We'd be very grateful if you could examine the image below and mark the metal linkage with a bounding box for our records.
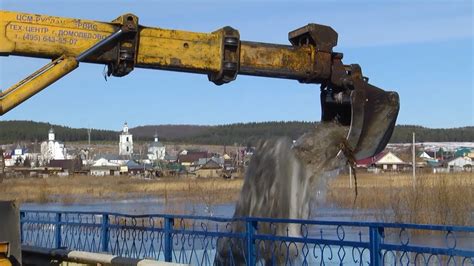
[208,26,240,85]
[20,210,474,266]
[76,29,124,62]
[0,27,129,116]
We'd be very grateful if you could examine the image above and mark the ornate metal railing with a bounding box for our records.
[20,210,474,265]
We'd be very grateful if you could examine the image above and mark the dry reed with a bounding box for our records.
[0,175,243,206]
[327,172,473,226]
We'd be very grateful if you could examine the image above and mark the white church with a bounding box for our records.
[40,128,66,163]
[119,122,133,156]
[147,133,166,161]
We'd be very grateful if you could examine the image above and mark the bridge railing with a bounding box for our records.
[20,210,474,265]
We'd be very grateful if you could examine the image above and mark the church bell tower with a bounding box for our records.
[119,122,133,156]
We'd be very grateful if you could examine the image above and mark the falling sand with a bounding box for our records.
[215,122,350,265]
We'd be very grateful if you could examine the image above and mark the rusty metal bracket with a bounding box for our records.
[209,26,240,85]
[107,14,139,77]
[289,23,338,83]
[289,23,337,52]
[329,53,350,90]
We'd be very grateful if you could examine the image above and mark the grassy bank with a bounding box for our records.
[327,172,473,226]
[0,175,243,205]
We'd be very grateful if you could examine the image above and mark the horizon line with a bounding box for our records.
[1,119,473,132]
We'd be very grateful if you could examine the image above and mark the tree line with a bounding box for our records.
[0,120,472,145]
[0,120,116,144]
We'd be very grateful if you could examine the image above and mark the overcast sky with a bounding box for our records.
[0,0,472,130]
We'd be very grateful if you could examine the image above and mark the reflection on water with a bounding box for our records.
[22,196,381,222]
[22,197,234,217]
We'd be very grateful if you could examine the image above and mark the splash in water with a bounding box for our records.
[215,122,349,265]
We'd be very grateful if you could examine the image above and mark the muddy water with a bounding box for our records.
[215,122,349,264]
[233,122,348,221]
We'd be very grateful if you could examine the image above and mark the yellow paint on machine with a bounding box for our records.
[0,10,223,73]
[0,56,78,115]
[0,242,12,266]
[0,10,114,57]
[0,10,313,76]
[137,27,222,72]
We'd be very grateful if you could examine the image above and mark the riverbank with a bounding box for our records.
[2,172,472,225]
[0,175,243,206]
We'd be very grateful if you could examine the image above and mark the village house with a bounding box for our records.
[90,165,120,176]
[454,147,472,158]
[90,158,120,176]
[193,159,222,178]
[49,159,83,176]
[164,154,178,163]
[119,160,139,174]
[120,160,153,175]
[447,156,472,172]
[178,151,209,168]
[469,150,474,160]
[3,144,41,168]
[373,152,408,171]
[4,145,27,167]
[93,154,129,166]
[131,153,150,165]
[222,153,235,171]
[418,151,434,160]
[10,166,63,178]
[356,152,386,169]
[197,156,224,166]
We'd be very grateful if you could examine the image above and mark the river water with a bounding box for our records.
[21,197,373,221]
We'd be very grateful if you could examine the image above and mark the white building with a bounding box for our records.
[447,157,472,172]
[90,158,120,176]
[5,145,28,166]
[375,151,407,171]
[419,151,433,160]
[40,128,66,164]
[147,134,166,161]
[119,122,133,156]
[92,158,120,168]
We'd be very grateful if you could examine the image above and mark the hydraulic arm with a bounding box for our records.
[0,10,399,160]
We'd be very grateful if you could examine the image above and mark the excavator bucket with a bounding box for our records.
[321,79,399,160]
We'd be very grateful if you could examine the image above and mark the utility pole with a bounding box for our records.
[412,132,416,189]
[87,128,92,147]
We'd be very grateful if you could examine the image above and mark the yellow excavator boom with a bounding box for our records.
[0,10,399,160]
[0,10,318,80]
